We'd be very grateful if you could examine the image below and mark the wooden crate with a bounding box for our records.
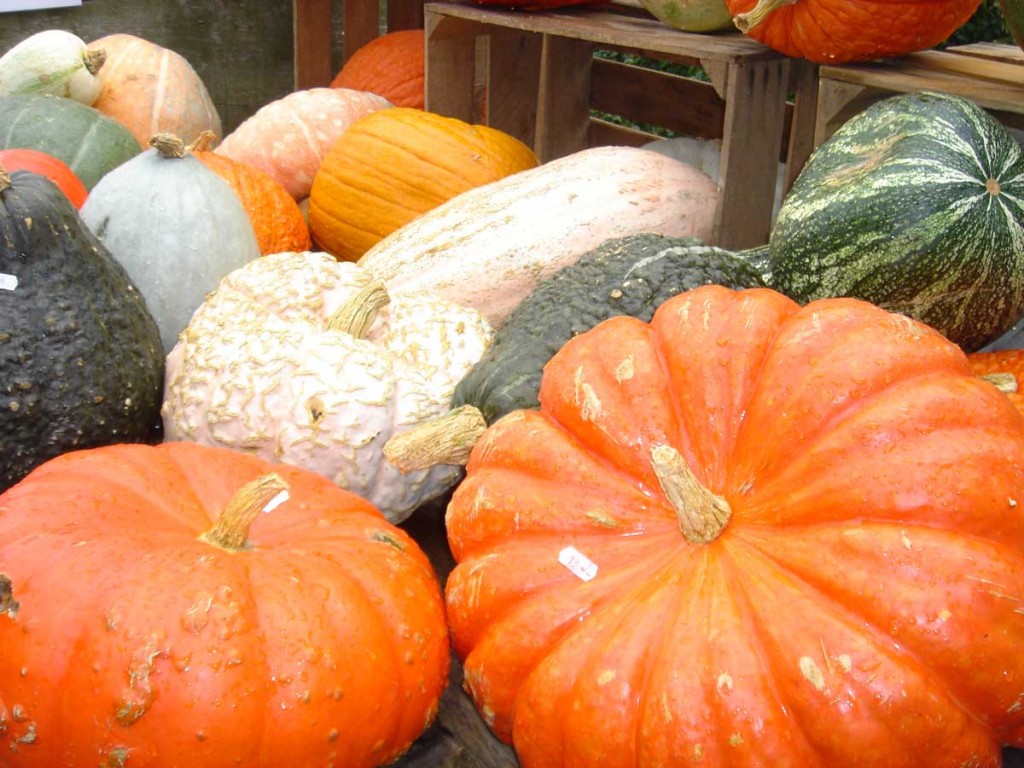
[423,0,819,249]
[815,42,1024,146]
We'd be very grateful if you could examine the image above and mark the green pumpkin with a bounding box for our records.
[0,93,141,189]
[0,165,164,490]
[767,91,1024,353]
[452,233,766,424]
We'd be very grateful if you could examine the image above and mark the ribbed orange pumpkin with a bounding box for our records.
[308,107,539,262]
[215,88,392,201]
[89,33,222,147]
[331,29,425,109]
[190,132,311,255]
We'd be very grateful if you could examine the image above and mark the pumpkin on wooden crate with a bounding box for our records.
[309,107,539,262]
[445,283,1024,766]
[764,91,1024,352]
[0,441,450,767]
[358,145,718,329]
[162,251,493,524]
[0,93,141,189]
[0,29,106,104]
[216,87,392,200]
[81,133,260,353]
[0,162,163,492]
[0,148,88,207]
[727,0,982,62]
[331,29,425,109]
[189,131,311,255]
[88,33,222,147]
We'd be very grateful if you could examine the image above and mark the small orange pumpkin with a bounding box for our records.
[308,107,538,262]
[331,29,425,109]
[190,132,311,255]
[89,33,221,147]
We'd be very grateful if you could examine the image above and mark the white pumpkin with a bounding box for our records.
[0,29,105,104]
[80,134,260,352]
[162,251,494,523]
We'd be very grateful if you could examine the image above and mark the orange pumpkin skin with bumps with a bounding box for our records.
[0,442,449,768]
[308,107,538,262]
[190,133,311,255]
[446,285,1024,767]
[331,29,425,109]
[969,348,1024,414]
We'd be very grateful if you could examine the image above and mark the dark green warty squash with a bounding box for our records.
[452,233,766,424]
[0,164,164,491]
[768,91,1024,353]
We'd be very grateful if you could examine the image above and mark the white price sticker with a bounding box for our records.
[263,489,290,513]
[558,546,598,582]
[0,274,17,291]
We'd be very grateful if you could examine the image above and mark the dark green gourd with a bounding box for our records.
[0,165,164,491]
[452,233,766,424]
[767,91,1024,353]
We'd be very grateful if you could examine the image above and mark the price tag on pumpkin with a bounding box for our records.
[0,274,17,291]
[559,546,598,582]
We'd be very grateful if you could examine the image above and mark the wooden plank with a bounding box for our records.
[715,58,789,249]
[588,117,660,148]
[783,58,819,191]
[946,41,1024,65]
[389,0,426,33]
[591,58,725,141]
[425,10,478,122]
[342,0,383,64]
[485,30,543,148]
[535,34,594,161]
[910,47,1024,84]
[294,0,335,89]
[423,2,782,63]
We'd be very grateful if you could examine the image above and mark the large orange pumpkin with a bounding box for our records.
[190,132,311,255]
[331,29,425,109]
[726,0,982,63]
[446,284,1024,766]
[0,442,449,767]
[969,348,1024,415]
[89,33,222,147]
[308,107,538,262]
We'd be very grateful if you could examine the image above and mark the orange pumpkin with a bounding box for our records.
[215,87,391,201]
[331,29,425,109]
[190,132,311,255]
[308,107,538,262]
[446,285,1024,765]
[0,441,449,767]
[0,147,87,208]
[89,33,222,147]
[968,348,1024,414]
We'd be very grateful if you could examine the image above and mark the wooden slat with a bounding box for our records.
[293,0,335,89]
[342,0,383,64]
[588,117,661,148]
[590,58,725,141]
[425,11,478,121]
[485,29,544,148]
[535,34,594,161]
[389,0,426,33]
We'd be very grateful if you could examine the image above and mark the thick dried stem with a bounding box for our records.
[650,444,731,544]
[383,405,488,473]
[327,280,390,339]
[733,0,799,34]
[982,372,1018,393]
[201,473,289,551]
[0,165,10,191]
[84,48,106,75]
[1,574,18,619]
[149,133,187,159]
[188,130,218,153]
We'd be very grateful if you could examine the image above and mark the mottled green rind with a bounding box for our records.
[0,93,141,189]
[0,170,164,491]
[768,91,1024,353]
[453,233,766,424]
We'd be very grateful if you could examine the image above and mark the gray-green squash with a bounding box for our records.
[0,164,164,491]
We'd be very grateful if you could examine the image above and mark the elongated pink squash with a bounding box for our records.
[357,146,718,328]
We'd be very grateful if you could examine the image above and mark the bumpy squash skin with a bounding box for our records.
[768,91,1024,353]
[453,234,765,424]
[0,93,141,189]
[0,169,163,491]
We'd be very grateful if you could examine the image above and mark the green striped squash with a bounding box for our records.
[768,91,1024,352]
[0,93,141,189]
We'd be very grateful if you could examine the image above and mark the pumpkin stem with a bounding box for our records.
[383,405,488,472]
[982,372,1018,393]
[149,133,187,159]
[0,574,18,619]
[84,47,106,75]
[188,130,218,153]
[200,473,290,552]
[650,444,731,544]
[327,280,390,338]
[0,164,10,192]
[733,0,799,33]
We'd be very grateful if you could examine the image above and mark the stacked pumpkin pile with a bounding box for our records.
[2,16,1024,768]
